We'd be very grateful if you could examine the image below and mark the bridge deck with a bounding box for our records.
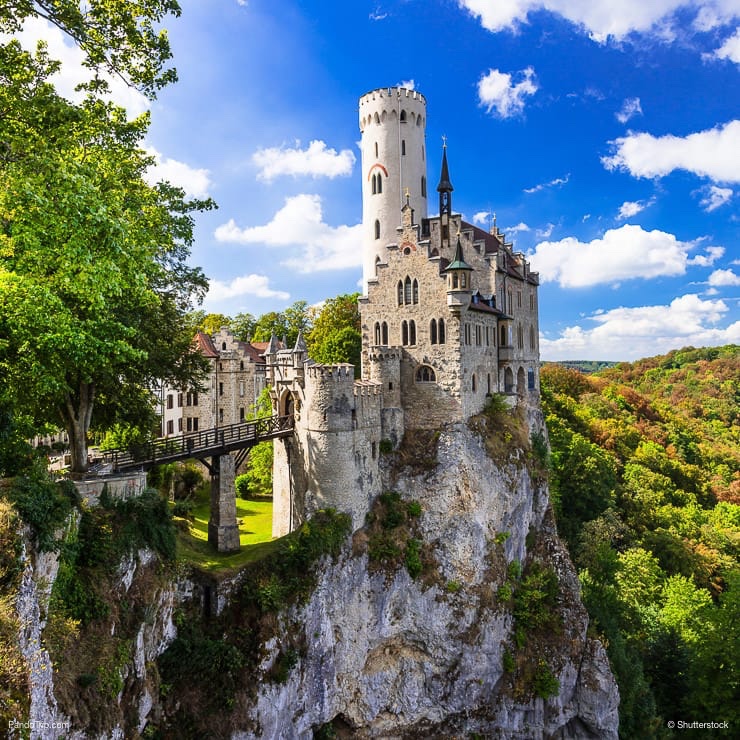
[101,414,293,472]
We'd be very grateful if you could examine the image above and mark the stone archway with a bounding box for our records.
[517,366,526,395]
[504,366,514,393]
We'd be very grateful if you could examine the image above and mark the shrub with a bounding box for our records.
[446,580,462,593]
[379,438,394,454]
[502,649,516,673]
[407,500,422,518]
[533,660,560,699]
[405,538,423,578]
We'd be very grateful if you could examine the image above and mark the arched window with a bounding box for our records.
[404,276,412,304]
[507,289,513,314]
[221,341,227,350]
[438,318,445,344]
[371,174,377,194]
[397,281,404,305]
[381,322,388,344]
[375,219,380,240]
[401,140,406,155]
[409,320,416,345]
[400,109,407,122]
[430,319,437,344]
[375,256,381,275]
[374,322,381,345]
[517,325,524,349]
[240,360,244,370]
[472,374,477,392]
[421,176,426,198]
[500,325,507,346]
[377,174,382,194]
[530,326,536,351]
[402,320,409,346]
[412,279,419,304]
[416,365,436,382]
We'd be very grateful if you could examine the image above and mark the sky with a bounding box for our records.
[12,0,740,361]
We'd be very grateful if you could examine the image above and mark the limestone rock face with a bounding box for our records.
[245,420,619,738]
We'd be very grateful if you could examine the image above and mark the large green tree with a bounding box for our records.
[0,30,211,473]
[307,293,361,367]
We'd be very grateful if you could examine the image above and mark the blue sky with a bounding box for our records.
[14,1,740,361]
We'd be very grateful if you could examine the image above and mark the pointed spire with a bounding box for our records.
[436,141,454,194]
[264,331,279,356]
[444,232,473,272]
[293,330,307,354]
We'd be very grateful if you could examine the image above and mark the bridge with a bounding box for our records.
[101,414,294,473]
[99,415,294,553]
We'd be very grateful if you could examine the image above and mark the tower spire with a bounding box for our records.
[437,140,454,251]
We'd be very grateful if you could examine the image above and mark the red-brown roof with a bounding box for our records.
[193,331,218,358]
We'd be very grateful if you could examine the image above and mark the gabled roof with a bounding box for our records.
[193,331,218,358]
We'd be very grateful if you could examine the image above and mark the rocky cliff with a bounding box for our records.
[14,404,619,738]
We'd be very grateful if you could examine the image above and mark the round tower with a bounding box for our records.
[359,86,428,290]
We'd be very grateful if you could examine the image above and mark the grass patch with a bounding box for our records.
[173,487,276,574]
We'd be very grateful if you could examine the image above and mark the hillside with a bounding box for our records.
[540,345,739,738]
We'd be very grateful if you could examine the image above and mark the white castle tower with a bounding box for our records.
[359,86,428,290]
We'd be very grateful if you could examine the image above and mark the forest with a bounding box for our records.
[541,345,739,737]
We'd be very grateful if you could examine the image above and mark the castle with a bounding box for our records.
[266,86,540,537]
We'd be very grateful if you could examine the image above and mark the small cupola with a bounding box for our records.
[443,232,473,292]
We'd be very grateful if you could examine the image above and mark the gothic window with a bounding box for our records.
[377,174,382,194]
[397,280,404,305]
[409,320,416,345]
[416,365,436,382]
[528,369,536,390]
[400,109,407,122]
[421,176,426,198]
[222,341,227,350]
[402,321,409,346]
[517,325,524,349]
[500,325,507,346]
[374,322,381,345]
[438,318,445,344]
[412,279,419,304]
[530,326,536,351]
[375,256,381,275]
[240,360,244,370]
[464,324,471,345]
[404,276,412,304]
[371,174,377,195]
[472,374,477,392]
[530,293,535,311]
[401,140,406,155]
[476,325,482,346]
[517,290,522,308]
[452,273,459,289]
[507,289,513,314]
[430,319,437,344]
[382,322,388,344]
[375,220,380,240]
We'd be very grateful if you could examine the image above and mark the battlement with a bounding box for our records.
[305,363,355,382]
[359,86,426,106]
[353,380,382,397]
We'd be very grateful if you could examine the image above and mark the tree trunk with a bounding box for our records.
[62,382,95,475]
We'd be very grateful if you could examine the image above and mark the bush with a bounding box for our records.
[379,439,394,454]
[405,538,423,578]
[533,660,560,699]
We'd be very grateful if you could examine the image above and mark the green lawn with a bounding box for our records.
[174,490,278,574]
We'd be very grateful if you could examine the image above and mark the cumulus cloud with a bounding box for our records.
[505,222,532,233]
[602,120,740,184]
[399,79,416,90]
[477,67,538,118]
[536,223,556,239]
[528,224,709,287]
[458,1,739,42]
[616,97,643,123]
[7,16,148,116]
[524,174,569,194]
[253,140,356,181]
[205,274,289,307]
[687,245,725,266]
[540,293,740,361]
[708,268,740,286]
[710,26,740,62]
[144,147,212,199]
[473,211,492,225]
[214,194,363,273]
[699,185,734,211]
[617,198,655,219]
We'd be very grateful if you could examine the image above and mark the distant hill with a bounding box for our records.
[540,343,739,737]
[543,360,620,374]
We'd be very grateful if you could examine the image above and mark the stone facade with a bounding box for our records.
[267,86,541,537]
[159,328,268,437]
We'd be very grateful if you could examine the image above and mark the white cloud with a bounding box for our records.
[617,197,654,219]
[214,194,363,273]
[540,293,740,361]
[144,146,212,199]
[7,16,149,116]
[710,26,740,62]
[687,245,725,266]
[537,223,556,239]
[524,174,569,194]
[602,120,740,184]
[399,79,416,90]
[477,67,538,118]
[708,268,740,286]
[505,222,532,233]
[253,140,355,181]
[616,97,643,123]
[699,185,734,211]
[206,274,289,306]
[473,211,492,224]
[529,224,704,287]
[458,1,739,42]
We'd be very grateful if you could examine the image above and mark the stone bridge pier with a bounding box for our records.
[207,453,240,553]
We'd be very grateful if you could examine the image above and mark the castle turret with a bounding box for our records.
[359,86,428,290]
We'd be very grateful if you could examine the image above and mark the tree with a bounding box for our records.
[0,1,181,98]
[307,293,361,367]
[229,312,256,342]
[0,43,212,473]
[251,301,310,347]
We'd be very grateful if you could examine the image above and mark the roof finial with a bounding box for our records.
[404,186,410,205]
[441,133,447,148]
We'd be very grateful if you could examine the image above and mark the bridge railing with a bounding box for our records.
[100,414,294,471]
